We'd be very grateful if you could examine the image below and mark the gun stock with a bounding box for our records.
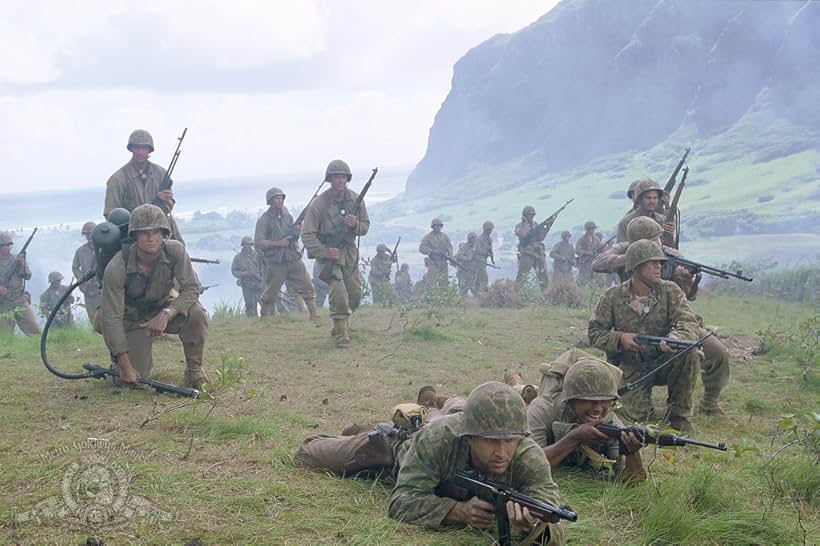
[597,422,727,451]
[663,147,690,195]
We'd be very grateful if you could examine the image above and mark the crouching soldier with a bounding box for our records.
[100,204,209,389]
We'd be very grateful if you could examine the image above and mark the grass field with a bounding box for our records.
[1,292,817,544]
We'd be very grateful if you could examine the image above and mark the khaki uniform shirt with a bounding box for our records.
[0,253,32,308]
[39,284,74,324]
[418,231,453,266]
[72,242,102,299]
[231,250,262,288]
[549,240,576,273]
[472,232,493,262]
[101,241,201,356]
[254,207,302,264]
[369,253,393,283]
[301,188,370,270]
[575,233,602,266]
[516,219,547,257]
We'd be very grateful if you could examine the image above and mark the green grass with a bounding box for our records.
[1,293,818,544]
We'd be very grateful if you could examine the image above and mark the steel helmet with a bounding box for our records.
[325,159,352,182]
[626,216,663,243]
[127,129,154,152]
[562,359,619,402]
[128,204,171,239]
[460,382,528,439]
[625,240,666,271]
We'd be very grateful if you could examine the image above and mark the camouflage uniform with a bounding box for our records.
[100,205,207,386]
[588,277,701,422]
[454,235,476,296]
[231,239,262,318]
[471,223,494,293]
[312,260,329,307]
[515,213,548,290]
[549,234,576,287]
[255,203,317,318]
[301,188,370,320]
[39,273,74,327]
[368,246,395,305]
[0,232,40,336]
[394,265,413,302]
[418,224,453,288]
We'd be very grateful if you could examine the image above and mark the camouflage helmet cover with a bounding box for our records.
[81,221,97,235]
[461,381,529,439]
[376,243,389,252]
[48,271,64,283]
[483,220,495,231]
[325,159,352,181]
[431,218,443,227]
[626,239,666,271]
[266,187,286,203]
[584,221,597,230]
[240,236,254,246]
[0,231,12,245]
[627,180,640,199]
[562,358,619,402]
[128,204,171,238]
[127,129,154,152]
[626,216,663,243]
[634,178,663,202]
[522,206,536,217]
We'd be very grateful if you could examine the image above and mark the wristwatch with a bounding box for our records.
[161,308,172,316]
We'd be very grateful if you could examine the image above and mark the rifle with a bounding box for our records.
[152,128,187,215]
[662,147,690,197]
[431,250,473,274]
[437,469,577,546]
[635,334,698,351]
[518,199,574,249]
[199,284,218,293]
[191,257,221,265]
[1,227,37,288]
[318,168,378,284]
[662,252,753,282]
[663,166,687,248]
[285,179,327,241]
[390,236,401,267]
[368,422,411,442]
[596,423,727,451]
[485,260,502,270]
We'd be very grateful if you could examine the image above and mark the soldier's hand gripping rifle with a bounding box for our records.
[285,179,327,241]
[431,250,473,274]
[518,199,574,248]
[635,334,698,351]
[662,252,753,282]
[318,168,378,284]
[596,423,727,452]
[1,227,37,289]
[436,469,577,546]
[659,147,690,214]
[662,166,687,248]
[152,128,187,215]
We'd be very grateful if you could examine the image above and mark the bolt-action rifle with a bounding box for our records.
[596,423,727,451]
[518,199,574,248]
[152,128,187,215]
[1,227,37,289]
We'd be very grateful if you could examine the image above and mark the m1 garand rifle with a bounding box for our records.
[518,199,574,249]
[285,179,327,241]
[318,168,378,284]
[191,257,221,265]
[1,227,37,290]
[662,252,753,283]
[662,166,688,248]
[659,147,690,215]
[152,128,187,215]
[430,250,473,273]
[596,423,727,452]
[390,236,401,275]
[436,469,577,546]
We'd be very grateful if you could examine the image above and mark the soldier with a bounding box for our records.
[528,355,646,482]
[625,180,640,214]
[593,217,731,415]
[549,231,576,287]
[515,206,548,291]
[312,260,329,307]
[254,187,319,321]
[588,240,700,432]
[575,221,603,285]
[454,233,476,296]
[389,382,565,544]
[39,271,74,327]
[418,218,453,289]
[231,236,262,318]
[100,204,209,389]
[0,231,40,336]
[615,179,674,243]
[72,222,103,321]
[472,220,495,293]
[368,244,395,305]
[301,160,370,348]
[394,263,413,302]
[104,129,184,242]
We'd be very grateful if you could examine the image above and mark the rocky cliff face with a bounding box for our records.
[405,0,820,197]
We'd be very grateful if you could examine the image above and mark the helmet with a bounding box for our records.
[325,159,352,182]
[626,240,666,271]
[241,236,254,246]
[561,230,571,238]
[627,180,640,200]
[127,129,154,152]
[626,216,663,243]
[81,221,97,235]
[483,220,494,231]
[461,382,528,439]
[522,206,536,217]
[108,208,132,227]
[562,359,619,402]
[0,231,12,245]
[467,232,477,241]
[634,179,663,202]
[266,187,285,204]
[376,243,388,252]
[584,221,597,231]
[128,204,171,238]
[48,271,64,283]
[431,218,443,228]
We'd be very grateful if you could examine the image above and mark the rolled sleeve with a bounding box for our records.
[101,254,129,356]
[166,242,200,317]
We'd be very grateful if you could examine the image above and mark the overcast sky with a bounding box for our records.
[0,1,559,195]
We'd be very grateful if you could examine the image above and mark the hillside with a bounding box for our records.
[377,0,820,263]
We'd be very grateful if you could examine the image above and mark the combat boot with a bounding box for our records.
[184,367,210,390]
[416,386,449,409]
[699,394,725,416]
[669,416,695,433]
[334,318,351,348]
[306,298,321,323]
